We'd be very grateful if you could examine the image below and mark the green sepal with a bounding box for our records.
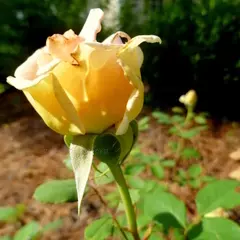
[69,122,138,214]
[94,122,135,165]
[70,134,97,214]
[64,134,73,148]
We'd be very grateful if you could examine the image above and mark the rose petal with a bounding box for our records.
[64,29,82,40]
[116,35,161,135]
[102,31,131,45]
[7,73,49,90]
[46,30,81,64]
[37,47,53,67]
[22,73,84,135]
[83,42,120,69]
[36,58,60,76]
[14,49,42,80]
[64,43,133,134]
[79,8,104,41]
[52,74,85,134]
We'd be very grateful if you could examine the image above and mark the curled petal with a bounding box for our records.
[116,35,161,135]
[7,74,49,90]
[11,48,59,83]
[46,31,81,64]
[102,31,131,45]
[14,49,42,80]
[116,88,144,135]
[64,29,82,40]
[36,58,60,76]
[37,47,53,67]
[79,8,104,41]
[120,35,161,51]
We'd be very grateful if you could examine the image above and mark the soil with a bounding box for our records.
[0,90,240,239]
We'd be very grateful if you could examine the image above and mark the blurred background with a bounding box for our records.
[0,0,240,239]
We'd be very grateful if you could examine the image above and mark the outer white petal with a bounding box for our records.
[79,8,104,41]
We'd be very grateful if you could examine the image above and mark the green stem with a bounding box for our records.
[175,106,193,161]
[108,163,140,240]
[185,106,193,126]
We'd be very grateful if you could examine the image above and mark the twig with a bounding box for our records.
[89,182,129,240]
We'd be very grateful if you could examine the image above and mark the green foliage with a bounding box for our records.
[0,236,12,240]
[94,162,114,185]
[141,186,187,230]
[34,179,77,203]
[187,218,240,240]
[176,164,215,189]
[152,111,171,125]
[126,175,146,189]
[13,222,40,240]
[179,126,208,139]
[42,219,63,233]
[34,119,240,240]
[196,180,240,215]
[194,115,207,125]
[151,165,165,180]
[138,116,150,131]
[0,204,25,223]
[118,189,140,211]
[125,164,145,175]
[168,141,179,152]
[0,204,62,240]
[161,159,176,168]
[188,164,202,178]
[13,219,62,240]
[126,148,176,184]
[171,115,185,124]
[84,215,114,240]
[181,147,201,160]
[136,180,240,239]
[170,126,207,139]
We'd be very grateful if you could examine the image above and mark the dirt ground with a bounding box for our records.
[0,90,240,239]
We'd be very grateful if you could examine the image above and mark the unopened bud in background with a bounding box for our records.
[179,89,197,108]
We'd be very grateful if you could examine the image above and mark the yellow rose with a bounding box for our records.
[7,9,160,136]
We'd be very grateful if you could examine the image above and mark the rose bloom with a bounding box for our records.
[7,9,160,136]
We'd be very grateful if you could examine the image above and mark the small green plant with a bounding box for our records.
[82,179,240,239]
[0,204,62,240]
[128,149,175,180]
[0,204,25,223]
[152,90,208,164]
[176,164,216,189]
[138,116,150,132]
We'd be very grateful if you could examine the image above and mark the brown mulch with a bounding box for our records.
[0,90,240,239]
[0,91,99,239]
